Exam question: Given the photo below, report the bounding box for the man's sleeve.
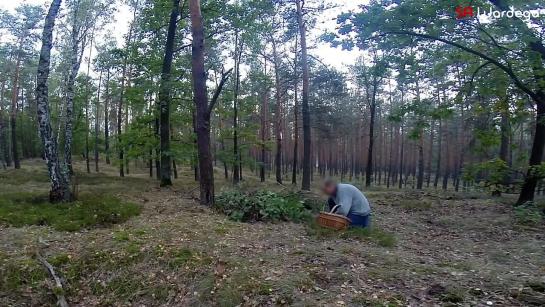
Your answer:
[335,192,351,216]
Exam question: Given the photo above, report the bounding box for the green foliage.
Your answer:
[463,159,511,194]
[514,203,543,226]
[215,190,310,222]
[0,192,141,231]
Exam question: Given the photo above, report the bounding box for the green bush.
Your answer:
[215,190,310,222]
[0,192,141,231]
[514,203,543,226]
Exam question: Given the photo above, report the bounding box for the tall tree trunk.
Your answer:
[64,11,84,176]
[159,0,180,187]
[84,35,94,174]
[94,70,102,172]
[426,120,434,187]
[10,54,21,169]
[366,81,377,187]
[36,0,71,202]
[0,80,7,168]
[296,0,311,190]
[272,38,283,184]
[118,64,125,177]
[117,6,137,178]
[260,89,269,182]
[518,100,545,204]
[0,80,9,167]
[292,37,299,185]
[398,123,404,189]
[104,69,111,164]
[190,0,214,205]
[416,133,424,189]
[434,119,442,188]
[232,32,242,184]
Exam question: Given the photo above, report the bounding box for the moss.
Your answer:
[0,192,141,231]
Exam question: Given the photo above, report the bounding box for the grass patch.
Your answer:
[1,257,47,293]
[351,295,404,306]
[514,203,543,226]
[0,192,141,231]
[398,199,433,211]
[306,220,396,247]
[0,168,49,185]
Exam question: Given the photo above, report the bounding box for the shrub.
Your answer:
[0,192,141,231]
[514,203,543,226]
[215,190,310,222]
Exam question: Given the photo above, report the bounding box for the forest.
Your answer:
[1,0,545,306]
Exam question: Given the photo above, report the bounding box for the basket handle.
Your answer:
[330,204,340,213]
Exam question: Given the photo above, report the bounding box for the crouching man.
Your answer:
[322,178,371,228]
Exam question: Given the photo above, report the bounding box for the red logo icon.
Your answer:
[456,6,474,19]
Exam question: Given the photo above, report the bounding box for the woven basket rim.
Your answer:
[319,211,351,222]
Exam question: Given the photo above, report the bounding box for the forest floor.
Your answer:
[1,159,545,307]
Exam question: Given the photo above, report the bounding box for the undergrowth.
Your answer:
[0,192,141,231]
[215,190,311,222]
[514,202,543,226]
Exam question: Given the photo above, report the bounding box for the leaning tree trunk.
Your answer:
[296,0,311,190]
[36,0,71,202]
[189,0,214,205]
[158,0,180,187]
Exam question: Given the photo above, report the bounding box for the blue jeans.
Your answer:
[347,213,371,228]
[328,197,371,228]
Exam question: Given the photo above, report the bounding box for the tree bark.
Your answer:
[36,0,71,202]
[94,70,102,172]
[10,54,21,169]
[260,88,269,182]
[296,0,311,190]
[292,36,299,185]
[104,69,110,164]
[272,38,283,184]
[232,32,243,184]
[189,0,214,205]
[159,0,180,187]
[64,9,84,176]
[366,81,377,188]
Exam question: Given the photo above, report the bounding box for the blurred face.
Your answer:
[321,182,336,196]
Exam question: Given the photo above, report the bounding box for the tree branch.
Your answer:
[383,30,542,105]
[207,68,233,116]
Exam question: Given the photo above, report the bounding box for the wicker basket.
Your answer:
[317,212,351,230]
